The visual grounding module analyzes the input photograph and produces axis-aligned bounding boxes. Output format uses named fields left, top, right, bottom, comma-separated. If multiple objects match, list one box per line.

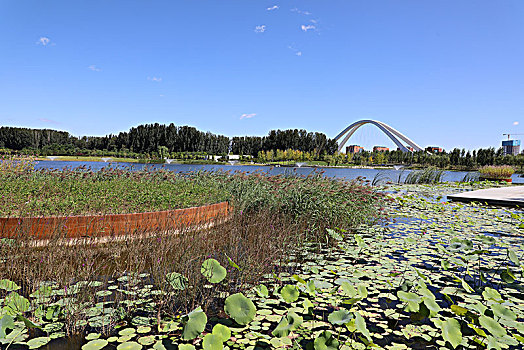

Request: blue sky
left=1, top=1, right=523, bottom=151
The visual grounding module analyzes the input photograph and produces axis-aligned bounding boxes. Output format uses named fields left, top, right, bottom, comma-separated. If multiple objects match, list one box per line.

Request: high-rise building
left=502, top=140, right=520, bottom=156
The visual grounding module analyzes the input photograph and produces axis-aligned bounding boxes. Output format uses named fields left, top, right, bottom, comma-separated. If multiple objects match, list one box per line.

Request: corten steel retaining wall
left=0, top=202, right=230, bottom=239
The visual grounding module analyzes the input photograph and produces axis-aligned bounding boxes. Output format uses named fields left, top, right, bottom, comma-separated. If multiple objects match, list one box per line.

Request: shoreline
left=31, top=156, right=523, bottom=174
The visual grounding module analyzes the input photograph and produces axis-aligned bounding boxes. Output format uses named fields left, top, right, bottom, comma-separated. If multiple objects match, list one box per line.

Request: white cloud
left=240, top=113, right=256, bottom=120
left=254, top=25, right=266, bottom=33
left=291, top=8, right=311, bottom=15
left=267, top=5, right=279, bottom=11
left=38, top=118, right=59, bottom=124
left=514, top=121, right=519, bottom=126
left=88, top=65, right=101, bottom=72
left=148, top=76, right=162, bottom=82
left=37, top=37, right=50, bottom=46
left=301, top=24, right=316, bottom=32
left=288, top=44, right=303, bottom=56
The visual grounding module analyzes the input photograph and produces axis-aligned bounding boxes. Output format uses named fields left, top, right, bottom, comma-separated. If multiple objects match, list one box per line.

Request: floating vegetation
left=0, top=182, right=523, bottom=349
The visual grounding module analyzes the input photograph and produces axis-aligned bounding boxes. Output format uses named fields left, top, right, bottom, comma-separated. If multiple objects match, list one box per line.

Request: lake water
left=33, top=160, right=524, bottom=183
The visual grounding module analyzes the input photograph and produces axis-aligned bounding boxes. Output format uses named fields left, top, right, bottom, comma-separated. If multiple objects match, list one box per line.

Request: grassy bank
left=0, top=168, right=229, bottom=217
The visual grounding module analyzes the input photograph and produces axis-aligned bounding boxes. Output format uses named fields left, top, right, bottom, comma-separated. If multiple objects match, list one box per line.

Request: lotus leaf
left=508, top=250, right=520, bottom=266
left=491, top=304, right=517, bottom=321
left=226, top=255, right=241, bottom=271
left=117, top=341, right=142, bottom=350
left=397, top=291, right=421, bottom=312
left=0, top=315, right=15, bottom=338
left=482, top=287, right=502, bottom=302
left=272, top=312, right=303, bottom=337
left=201, top=258, right=227, bottom=283
left=280, top=285, right=299, bottom=303
left=0, top=279, right=20, bottom=292
left=450, top=305, right=468, bottom=316
left=479, top=316, right=507, bottom=338
left=165, top=272, right=187, bottom=290
left=328, top=310, right=353, bottom=325
left=3, top=292, right=30, bottom=315
left=137, top=335, right=155, bottom=346
left=119, top=328, right=136, bottom=336
left=85, top=332, right=101, bottom=340
left=254, top=284, right=268, bottom=298
left=203, top=333, right=223, bottom=350
left=82, top=339, right=109, bottom=350
left=314, top=330, right=339, bottom=350
left=354, top=312, right=371, bottom=341
left=224, top=293, right=256, bottom=325
left=439, top=318, right=462, bottom=349
left=212, top=323, right=231, bottom=342
left=181, top=307, right=207, bottom=340
left=178, top=344, right=196, bottom=350
left=500, top=269, right=515, bottom=283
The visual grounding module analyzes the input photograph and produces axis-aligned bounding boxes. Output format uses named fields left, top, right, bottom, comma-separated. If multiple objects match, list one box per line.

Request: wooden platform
left=448, top=186, right=524, bottom=207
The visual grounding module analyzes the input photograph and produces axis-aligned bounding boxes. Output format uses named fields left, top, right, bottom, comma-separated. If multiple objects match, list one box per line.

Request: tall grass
left=478, top=165, right=514, bottom=179
left=404, top=167, right=445, bottom=184
left=0, top=167, right=386, bottom=338
left=0, top=154, right=36, bottom=173
left=1, top=210, right=305, bottom=335
left=0, top=167, right=228, bottom=216
left=216, top=170, right=386, bottom=237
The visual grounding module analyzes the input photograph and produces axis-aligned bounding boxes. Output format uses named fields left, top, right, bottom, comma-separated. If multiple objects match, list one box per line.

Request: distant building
left=502, top=140, right=520, bottom=156
left=426, top=147, right=444, bottom=153
left=346, top=145, right=364, bottom=153
left=396, top=147, right=415, bottom=152
left=373, top=146, right=389, bottom=152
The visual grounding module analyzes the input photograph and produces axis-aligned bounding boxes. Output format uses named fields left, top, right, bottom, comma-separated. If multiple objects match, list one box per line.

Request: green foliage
left=404, top=167, right=445, bottom=184
left=328, top=310, right=353, bottom=325
left=0, top=168, right=228, bottom=216
left=0, top=279, right=20, bottom=292
left=201, top=259, right=227, bottom=284
left=181, top=307, right=207, bottom=340
left=165, top=272, right=187, bottom=290
left=211, top=324, right=231, bottom=342
left=439, top=318, right=462, bottom=349
left=314, top=331, right=339, bottom=350
left=202, top=333, right=223, bottom=350
left=280, top=285, right=299, bottom=303
left=82, top=339, right=109, bottom=350
left=479, top=165, right=514, bottom=179
left=0, top=315, right=15, bottom=338
left=224, top=293, right=256, bottom=325
left=272, top=312, right=303, bottom=337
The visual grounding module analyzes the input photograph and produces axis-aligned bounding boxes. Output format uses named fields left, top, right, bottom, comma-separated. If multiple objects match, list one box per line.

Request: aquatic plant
left=479, top=165, right=515, bottom=179
left=404, top=167, right=445, bottom=184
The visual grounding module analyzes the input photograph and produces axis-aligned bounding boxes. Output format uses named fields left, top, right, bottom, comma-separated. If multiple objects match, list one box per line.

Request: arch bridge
left=334, top=120, right=424, bottom=153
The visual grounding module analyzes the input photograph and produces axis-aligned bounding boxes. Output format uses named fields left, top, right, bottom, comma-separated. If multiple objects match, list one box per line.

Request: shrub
left=478, top=165, right=514, bottom=179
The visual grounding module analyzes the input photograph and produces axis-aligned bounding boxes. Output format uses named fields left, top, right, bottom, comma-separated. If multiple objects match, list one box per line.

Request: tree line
left=0, top=124, right=337, bottom=160
left=323, top=147, right=524, bottom=170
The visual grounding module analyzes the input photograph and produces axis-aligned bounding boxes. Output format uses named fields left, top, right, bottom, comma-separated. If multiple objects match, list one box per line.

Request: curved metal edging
left=0, top=202, right=231, bottom=239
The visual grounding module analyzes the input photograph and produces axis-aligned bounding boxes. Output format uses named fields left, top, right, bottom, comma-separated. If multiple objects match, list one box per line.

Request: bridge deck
left=448, top=186, right=524, bottom=207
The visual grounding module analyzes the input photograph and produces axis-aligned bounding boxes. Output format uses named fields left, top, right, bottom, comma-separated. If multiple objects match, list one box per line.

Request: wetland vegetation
left=0, top=160, right=523, bottom=349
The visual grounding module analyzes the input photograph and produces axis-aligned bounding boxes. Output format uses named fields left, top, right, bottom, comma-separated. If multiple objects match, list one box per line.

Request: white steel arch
left=335, top=120, right=424, bottom=153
